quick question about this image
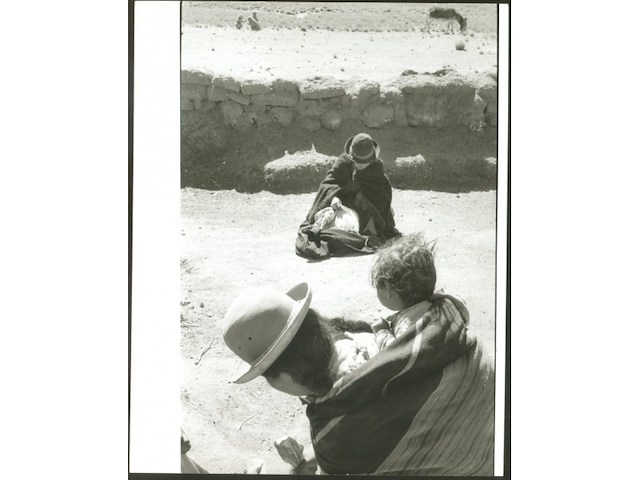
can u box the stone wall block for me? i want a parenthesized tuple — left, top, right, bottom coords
(252, 91, 298, 108)
(381, 85, 407, 127)
(240, 80, 273, 96)
(208, 85, 229, 102)
(484, 99, 497, 114)
(470, 90, 487, 124)
(232, 116, 255, 131)
(393, 102, 408, 127)
(485, 112, 497, 127)
(212, 76, 241, 93)
(269, 107, 295, 126)
(182, 83, 208, 102)
(396, 75, 440, 95)
(316, 97, 342, 116)
(477, 79, 497, 126)
(181, 98, 193, 111)
(345, 81, 379, 118)
(300, 117, 321, 131)
(199, 100, 213, 112)
(362, 104, 394, 129)
(348, 97, 366, 119)
(181, 70, 212, 86)
(445, 87, 480, 124)
(297, 99, 321, 117)
(403, 80, 478, 127)
(299, 76, 346, 99)
(345, 80, 380, 102)
(245, 110, 272, 127)
(321, 110, 343, 131)
(221, 101, 243, 125)
(340, 95, 351, 112)
(272, 79, 299, 93)
(405, 95, 442, 127)
(469, 69, 497, 93)
(228, 91, 252, 106)
(241, 103, 271, 127)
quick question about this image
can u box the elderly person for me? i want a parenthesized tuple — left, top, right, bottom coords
(296, 133, 400, 260)
(222, 282, 495, 475)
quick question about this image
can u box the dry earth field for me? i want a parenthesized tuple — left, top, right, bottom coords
(179, 2, 500, 474)
(182, 2, 498, 82)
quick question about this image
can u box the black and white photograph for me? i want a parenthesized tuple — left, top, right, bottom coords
(175, 1, 507, 475)
(8, 1, 640, 479)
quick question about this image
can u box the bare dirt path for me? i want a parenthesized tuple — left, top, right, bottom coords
(180, 187, 496, 473)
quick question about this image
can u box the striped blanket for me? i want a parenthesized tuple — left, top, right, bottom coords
(304, 295, 495, 475)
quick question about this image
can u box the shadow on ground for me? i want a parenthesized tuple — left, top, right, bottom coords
(181, 115, 497, 194)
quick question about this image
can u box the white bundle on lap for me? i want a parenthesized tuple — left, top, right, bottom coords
(313, 197, 359, 232)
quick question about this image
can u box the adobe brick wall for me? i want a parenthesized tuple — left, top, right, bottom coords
(181, 69, 497, 130)
(180, 69, 498, 192)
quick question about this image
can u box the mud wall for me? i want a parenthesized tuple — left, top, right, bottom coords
(181, 69, 498, 192)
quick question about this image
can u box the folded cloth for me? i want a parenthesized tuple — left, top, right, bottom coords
(313, 204, 359, 232)
(303, 295, 495, 475)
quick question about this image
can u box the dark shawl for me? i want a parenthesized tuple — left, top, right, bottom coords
(295, 154, 398, 260)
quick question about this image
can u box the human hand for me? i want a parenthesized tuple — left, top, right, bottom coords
(371, 317, 390, 333)
(290, 458, 318, 475)
(289, 445, 318, 475)
(330, 196, 343, 211)
(275, 436, 318, 475)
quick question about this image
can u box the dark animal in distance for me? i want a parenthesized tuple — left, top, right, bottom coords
(423, 7, 468, 35)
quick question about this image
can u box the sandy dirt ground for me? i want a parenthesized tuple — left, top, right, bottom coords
(180, 188, 496, 473)
(182, 26, 497, 83)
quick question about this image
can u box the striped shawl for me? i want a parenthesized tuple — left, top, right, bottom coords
(304, 295, 495, 475)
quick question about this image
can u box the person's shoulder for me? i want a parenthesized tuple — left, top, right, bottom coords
(432, 292, 467, 307)
(431, 292, 470, 323)
(329, 153, 354, 171)
(369, 158, 388, 175)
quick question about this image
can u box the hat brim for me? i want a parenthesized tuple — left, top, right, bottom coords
(234, 282, 312, 384)
(344, 135, 380, 163)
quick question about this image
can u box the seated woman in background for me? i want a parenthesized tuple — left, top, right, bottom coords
(295, 133, 400, 260)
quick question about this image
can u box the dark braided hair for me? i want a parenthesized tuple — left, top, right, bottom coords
(263, 309, 371, 396)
